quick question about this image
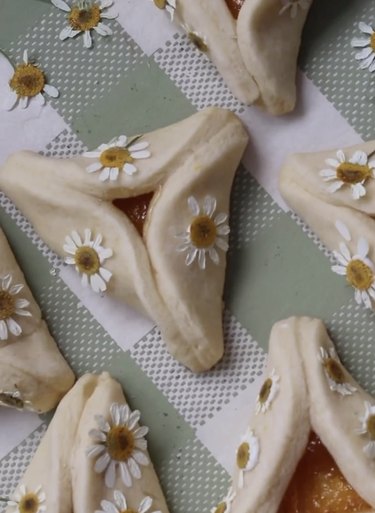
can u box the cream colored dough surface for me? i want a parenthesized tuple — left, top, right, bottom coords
(228, 317, 375, 513)
(0, 228, 75, 413)
(0, 107, 248, 372)
(173, 0, 313, 114)
(5, 372, 170, 513)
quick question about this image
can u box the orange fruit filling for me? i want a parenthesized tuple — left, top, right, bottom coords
(113, 192, 154, 236)
(278, 432, 370, 513)
(225, 0, 245, 19)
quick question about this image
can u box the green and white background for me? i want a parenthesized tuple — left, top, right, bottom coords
(0, 0, 375, 510)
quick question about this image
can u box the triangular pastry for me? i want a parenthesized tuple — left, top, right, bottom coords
(279, 142, 375, 311)
(163, 0, 313, 114)
(0, 107, 248, 372)
(0, 227, 74, 413)
(214, 317, 375, 513)
(5, 372, 170, 513)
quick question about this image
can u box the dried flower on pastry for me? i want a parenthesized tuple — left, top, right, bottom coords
(218, 317, 375, 513)
(153, 0, 313, 115)
(0, 107, 248, 372)
(0, 228, 74, 413)
(5, 372, 169, 513)
(280, 142, 375, 313)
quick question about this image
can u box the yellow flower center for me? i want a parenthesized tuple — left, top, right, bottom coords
(120, 510, 136, 513)
(153, 0, 166, 8)
(190, 215, 217, 248)
(69, 4, 101, 31)
(188, 32, 208, 52)
(9, 64, 45, 98)
(0, 392, 24, 409)
(0, 290, 16, 321)
(19, 493, 40, 513)
(371, 33, 375, 52)
(346, 259, 374, 290)
(336, 162, 371, 184)
(213, 502, 227, 513)
(258, 378, 273, 405)
(323, 358, 345, 385)
(367, 415, 375, 440)
(106, 425, 135, 461)
(74, 246, 100, 275)
(236, 441, 250, 470)
(99, 147, 133, 168)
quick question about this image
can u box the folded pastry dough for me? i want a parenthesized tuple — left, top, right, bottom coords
(0, 107, 248, 372)
(280, 141, 375, 311)
(0, 227, 74, 413)
(168, 0, 313, 114)
(5, 372, 170, 513)
(217, 317, 375, 513)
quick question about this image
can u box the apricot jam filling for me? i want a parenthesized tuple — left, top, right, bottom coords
(113, 192, 154, 236)
(278, 432, 370, 513)
(225, 0, 245, 19)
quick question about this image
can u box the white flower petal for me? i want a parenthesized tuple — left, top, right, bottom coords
(119, 461, 132, 487)
(355, 47, 373, 60)
(6, 317, 22, 336)
(101, 10, 118, 19)
(188, 196, 200, 216)
(357, 237, 370, 259)
(110, 168, 119, 181)
(327, 181, 343, 193)
(100, 500, 118, 513)
(98, 247, 113, 260)
(359, 22, 374, 35)
(94, 451, 111, 473)
(83, 30, 93, 48)
(131, 149, 150, 160)
(81, 272, 89, 288)
(43, 83, 59, 98)
(83, 150, 102, 158)
(127, 410, 141, 430)
(134, 425, 149, 438)
(209, 247, 220, 265)
(335, 220, 351, 241)
(15, 309, 32, 317)
(359, 54, 375, 69)
(132, 450, 149, 466)
(111, 403, 121, 425)
(331, 265, 347, 276)
(19, 96, 29, 109)
(217, 224, 230, 236)
(114, 490, 127, 511)
(87, 162, 103, 173)
(89, 429, 107, 442)
(35, 93, 46, 106)
(3, 90, 19, 111)
(203, 195, 216, 217)
(94, 22, 113, 36)
(0, 320, 8, 340)
(100, 0, 114, 8)
(90, 273, 107, 293)
(185, 247, 197, 266)
(9, 283, 23, 295)
(135, 438, 147, 451)
(326, 158, 340, 167)
(198, 249, 206, 270)
(127, 457, 141, 479)
(362, 290, 372, 309)
(350, 150, 367, 165)
(86, 444, 106, 458)
(339, 242, 351, 262)
(51, 0, 71, 11)
(352, 183, 366, 200)
(351, 37, 371, 48)
(336, 150, 346, 162)
(139, 497, 153, 513)
(99, 267, 112, 283)
(215, 237, 229, 252)
(59, 26, 80, 40)
(99, 167, 111, 182)
(123, 162, 137, 175)
(15, 298, 29, 309)
(129, 141, 149, 151)
(355, 288, 362, 305)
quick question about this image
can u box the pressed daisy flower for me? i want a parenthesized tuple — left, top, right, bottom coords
(63, 229, 113, 293)
(319, 150, 375, 200)
(83, 135, 150, 182)
(176, 195, 230, 270)
(236, 429, 260, 489)
(351, 22, 375, 72)
(95, 490, 162, 513)
(331, 220, 375, 309)
(3, 50, 59, 111)
(7, 485, 46, 513)
(256, 369, 280, 414)
(87, 402, 149, 489)
(211, 486, 236, 513)
(279, 0, 310, 18)
(357, 401, 375, 459)
(149, 0, 176, 21)
(0, 274, 32, 341)
(51, 0, 117, 49)
(182, 23, 208, 52)
(318, 347, 357, 397)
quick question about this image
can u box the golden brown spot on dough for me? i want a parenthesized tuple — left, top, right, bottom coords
(68, 4, 101, 31)
(9, 64, 45, 98)
(190, 216, 217, 248)
(106, 425, 135, 462)
(153, 0, 166, 8)
(346, 259, 374, 291)
(367, 415, 375, 440)
(336, 163, 371, 185)
(323, 358, 346, 385)
(187, 32, 208, 52)
(113, 192, 154, 237)
(74, 246, 100, 275)
(236, 442, 250, 469)
(278, 432, 370, 513)
(18, 493, 40, 513)
(213, 502, 227, 513)
(225, 0, 245, 19)
(100, 147, 134, 169)
(258, 378, 273, 405)
(0, 291, 16, 321)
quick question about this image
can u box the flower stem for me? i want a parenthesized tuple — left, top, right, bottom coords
(368, 149, 375, 159)
(126, 135, 143, 148)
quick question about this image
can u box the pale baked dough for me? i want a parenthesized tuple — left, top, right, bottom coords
(5, 372, 170, 513)
(0, 107, 248, 372)
(0, 228, 75, 413)
(173, 0, 313, 114)
(228, 317, 375, 513)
